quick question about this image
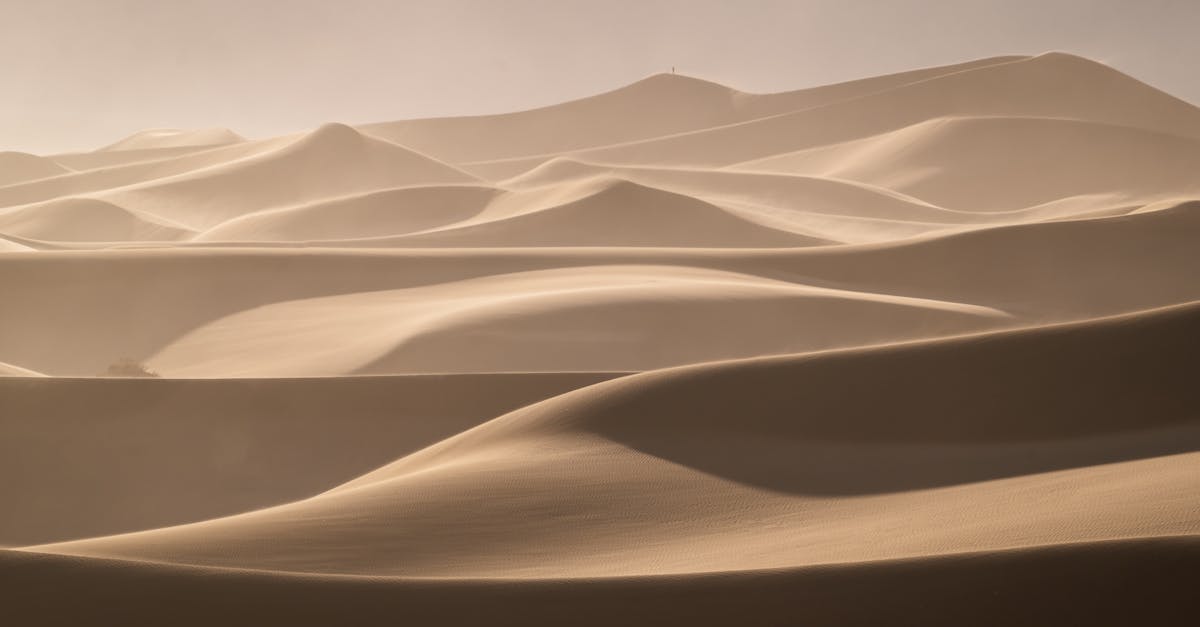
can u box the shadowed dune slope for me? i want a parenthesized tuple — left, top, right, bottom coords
(466, 300, 1200, 491)
(4, 538, 1199, 627)
(0, 372, 619, 545)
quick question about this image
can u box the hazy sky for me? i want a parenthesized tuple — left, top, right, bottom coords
(3, 0, 1198, 154)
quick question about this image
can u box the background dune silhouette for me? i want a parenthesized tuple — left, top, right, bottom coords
(2, 52, 1197, 624)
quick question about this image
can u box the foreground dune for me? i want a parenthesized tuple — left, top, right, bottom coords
(3, 53, 1197, 624)
(27, 302, 1199, 576)
(3, 537, 1197, 627)
(0, 372, 618, 545)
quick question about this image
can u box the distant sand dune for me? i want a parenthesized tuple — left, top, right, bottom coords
(0, 151, 72, 186)
(3, 199, 1194, 375)
(143, 265, 1007, 377)
(98, 128, 246, 152)
(0, 197, 194, 242)
(357, 55, 1023, 163)
(0, 135, 292, 209)
(732, 116, 1200, 211)
(195, 185, 500, 242)
(2, 53, 1197, 624)
(50, 144, 245, 171)
(97, 123, 479, 229)
(459, 53, 1200, 179)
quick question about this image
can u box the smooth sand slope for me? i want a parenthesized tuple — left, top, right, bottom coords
(143, 265, 1008, 377)
(0, 372, 619, 545)
(2, 53, 1198, 625)
(29, 301, 1200, 577)
(731, 115, 1200, 212)
(0, 152, 71, 186)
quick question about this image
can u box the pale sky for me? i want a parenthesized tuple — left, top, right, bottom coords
(3, 0, 1198, 154)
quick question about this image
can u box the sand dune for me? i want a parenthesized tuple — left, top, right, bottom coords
(3, 199, 1194, 376)
(0, 373, 617, 545)
(27, 303, 1199, 576)
(732, 116, 1200, 211)
(504, 160, 986, 242)
(0, 197, 194, 243)
(195, 185, 500, 242)
(196, 178, 830, 247)
(379, 178, 830, 248)
(0, 151, 71, 186)
(358, 56, 1025, 164)
(144, 265, 1006, 377)
(0, 135, 294, 210)
(3, 537, 1197, 627)
(459, 53, 1200, 179)
(50, 143, 252, 172)
(3, 53, 1197, 624)
(97, 123, 479, 229)
(98, 127, 246, 152)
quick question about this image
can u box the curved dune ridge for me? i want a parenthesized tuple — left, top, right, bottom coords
(2, 53, 1198, 624)
(142, 265, 1008, 377)
(731, 116, 1200, 211)
(0, 197, 195, 243)
(195, 185, 501, 242)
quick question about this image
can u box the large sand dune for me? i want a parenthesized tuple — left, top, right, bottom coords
(2, 53, 1197, 624)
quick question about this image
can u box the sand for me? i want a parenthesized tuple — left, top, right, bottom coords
(1, 52, 1197, 624)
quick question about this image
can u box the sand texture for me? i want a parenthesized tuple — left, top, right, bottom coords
(2, 53, 1197, 625)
